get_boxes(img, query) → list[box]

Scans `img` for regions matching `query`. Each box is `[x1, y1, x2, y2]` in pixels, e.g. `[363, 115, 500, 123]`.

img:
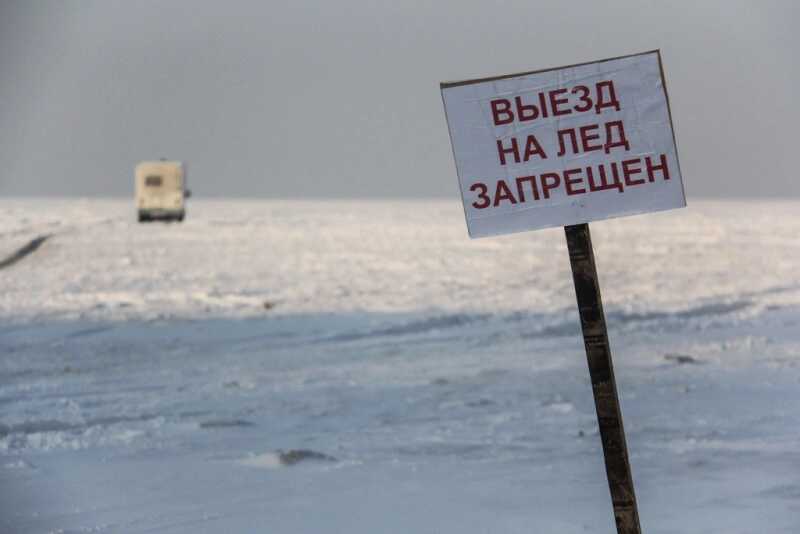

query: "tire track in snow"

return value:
[0, 234, 51, 270]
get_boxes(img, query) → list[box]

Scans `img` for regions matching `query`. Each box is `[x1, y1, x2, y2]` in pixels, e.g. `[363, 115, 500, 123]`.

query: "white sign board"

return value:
[441, 50, 685, 238]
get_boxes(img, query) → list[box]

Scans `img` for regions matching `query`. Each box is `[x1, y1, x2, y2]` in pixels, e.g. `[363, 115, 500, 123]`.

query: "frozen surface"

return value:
[1, 198, 799, 533]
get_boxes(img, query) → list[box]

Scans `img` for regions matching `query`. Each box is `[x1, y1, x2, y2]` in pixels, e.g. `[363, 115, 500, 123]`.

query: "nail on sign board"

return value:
[441, 50, 686, 238]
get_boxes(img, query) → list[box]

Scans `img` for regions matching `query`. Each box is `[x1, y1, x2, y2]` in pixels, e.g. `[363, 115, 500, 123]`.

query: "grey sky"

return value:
[0, 0, 797, 198]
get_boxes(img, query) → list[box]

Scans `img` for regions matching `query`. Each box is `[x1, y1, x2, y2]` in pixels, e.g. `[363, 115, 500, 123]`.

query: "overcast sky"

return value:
[0, 0, 797, 198]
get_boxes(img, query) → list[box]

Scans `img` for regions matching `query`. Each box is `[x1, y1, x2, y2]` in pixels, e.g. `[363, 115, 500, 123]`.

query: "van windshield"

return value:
[145, 175, 163, 187]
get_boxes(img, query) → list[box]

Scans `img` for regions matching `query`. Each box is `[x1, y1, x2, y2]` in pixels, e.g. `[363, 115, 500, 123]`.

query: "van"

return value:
[134, 160, 190, 222]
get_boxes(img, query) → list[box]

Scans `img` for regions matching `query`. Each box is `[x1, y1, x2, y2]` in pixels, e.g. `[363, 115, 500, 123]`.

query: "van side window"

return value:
[145, 175, 163, 187]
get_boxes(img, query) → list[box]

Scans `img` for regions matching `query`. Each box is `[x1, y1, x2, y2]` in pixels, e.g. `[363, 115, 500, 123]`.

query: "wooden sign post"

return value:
[441, 51, 685, 532]
[565, 223, 641, 533]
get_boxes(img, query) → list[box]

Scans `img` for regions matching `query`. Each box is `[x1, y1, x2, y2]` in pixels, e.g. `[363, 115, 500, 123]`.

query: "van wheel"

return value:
[138, 214, 149, 223]
[177, 213, 185, 222]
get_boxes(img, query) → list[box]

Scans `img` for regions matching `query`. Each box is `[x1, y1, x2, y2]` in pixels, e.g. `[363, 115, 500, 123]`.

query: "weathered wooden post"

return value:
[566, 223, 641, 533]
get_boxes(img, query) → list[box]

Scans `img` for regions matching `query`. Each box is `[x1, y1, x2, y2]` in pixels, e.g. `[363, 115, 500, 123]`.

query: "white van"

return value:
[135, 161, 190, 222]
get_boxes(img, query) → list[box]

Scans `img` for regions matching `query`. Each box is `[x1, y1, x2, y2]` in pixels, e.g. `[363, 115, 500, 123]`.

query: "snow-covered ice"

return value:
[1, 198, 799, 533]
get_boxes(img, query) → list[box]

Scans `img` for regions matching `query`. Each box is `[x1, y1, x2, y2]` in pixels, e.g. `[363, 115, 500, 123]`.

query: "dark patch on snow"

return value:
[466, 398, 494, 408]
[323, 313, 490, 343]
[759, 484, 800, 500]
[664, 353, 702, 365]
[277, 449, 336, 466]
[66, 325, 114, 339]
[179, 410, 212, 418]
[0, 413, 158, 438]
[0, 234, 51, 270]
[199, 419, 255, 429]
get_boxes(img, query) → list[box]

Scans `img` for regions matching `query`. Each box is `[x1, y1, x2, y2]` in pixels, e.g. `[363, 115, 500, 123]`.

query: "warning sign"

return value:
[441, 50, 685, 238]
